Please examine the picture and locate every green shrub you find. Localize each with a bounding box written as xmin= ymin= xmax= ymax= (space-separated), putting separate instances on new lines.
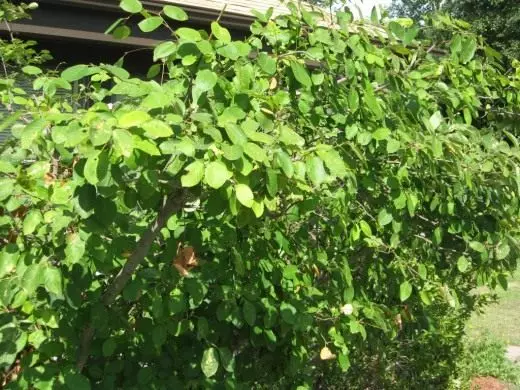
xmin=1 ymin=0 xmax=520 ymax=388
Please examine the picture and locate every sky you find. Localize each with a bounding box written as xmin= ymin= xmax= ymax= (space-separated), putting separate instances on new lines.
xmin=348 ymin=0 xmax=393 ymax=17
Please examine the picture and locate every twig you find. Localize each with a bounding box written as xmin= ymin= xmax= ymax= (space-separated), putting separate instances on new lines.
xmin=207 ymin=4 xmax=228 ymax=40
xmin=76 ymin=189 xmax=186 ymax=371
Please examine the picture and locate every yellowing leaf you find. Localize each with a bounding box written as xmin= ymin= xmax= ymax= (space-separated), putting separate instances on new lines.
xmin=320 ymin=346 xmax=336 ymax=360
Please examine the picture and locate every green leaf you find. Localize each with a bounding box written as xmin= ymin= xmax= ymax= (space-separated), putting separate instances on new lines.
xmin=113 ymin=129 xmax=134 ymax=157
xmin=279 ymin=126 xmax=305 ymax=147
xmin=429 ymin=111 xmax=442 ymax=130
xmin=317 ymin=149 xmax=347 ymax=178
xmin=23 ymin=210 xmax=42 ymax=235
xmin=372 ymin=127 xmax=391 ymax=141
xmin=217 ymin=42 xmax=251 ymax=60
xmin=64 ymin=372 xmax=91 ymax=390
xmin=113 ymin=25 xmax=131 ymax=40
xmin=176 ymin=27 xmax=202 ymax=41
xmin=276 ymin=151 xmax=294 ymax=178
xmin=22 ymin=65 xmax=42 ymax=75
xmin=153 ymin=41 xmax=176 ymax=61
xmin=377 ymin=209 xmax=393 ymax=226
xmin=469 ymin=241 xmax=486 ymax=253
xmin=244 ymin=142 xmax=267 ymax=162
xmin=0 ymin=160 xmax=16 ymax=173
xmin=224 ymin=123 xmax=248 ymax=146
xmin=118 ymin=111 xmax=151 ymax=128
xmin=290 ymin=60 xmax=312 ymax=88
xmin=22 ymin=263 xmax=45 ymax=295
xmin=280 ymin=302 xmax=297 ymax=324
xmin=235 ymin=184 xmax=254 ymax=208
xmin=105 ymin=17 xmax=124 ymax=34
xmin=461 ymin=37 xmax=477 ymax=64
xmin=138 ymin=16 xmax=163 ymax=32
xmin=205 ymin=161 xmax=232 ymax=189
xmin=457 ymin=256 xmax=470 ymax=273
xmin=135 ymin=138 xmax=161 ymax=156
xmin=21 ymin=119 xmax=47 ymax=149
xmin=194 ymin=69 xmax=218 ymax=92
xmin=0 ymin=178 xmax=14 ymax=201
xmin=181 ymin=160 xmax=204 ymax=187
xmin=266 ymin=169 xmax=278 ymax=197
xmin=222 ymin=144 xmax=243 ymax=161
xmin=211 ymin=22 xmax=231 ymax=43
xmin=119 ymin=0 xmax=142 ymax=13
xmin=338 ymin=352 xmax=350 ymax=372
xmin=348 ymin=87 xmax=359 ymax=112
xmin=51 ymin=182 xmax=75 ymax=204
xmin=61 ymin=64 xmax=99 ymax=82
xmin=163 ymin=5 xmax=188 ymax=21
xmin=251 ymin=200 xmax=264 ymax=217
xmin=201 ymin=347 xmax=219 ymax=378
xmin=258 ymin=52 xmax=276 ymax=75
xmin=84 ymin=151 xmax=104 ymax=185
xmin=400 ymin=281 xmax=413 ymax=302
xmin=102 ymin=338 xmax=117 ymax=357
xmin=242 ymin=300 xmax=257 ymax=326
xmin=0 ymin=246 xmax=18 ymax=278
xmin=44 ymin=267 xmax=63 ymax=297
xmin=306 ymin=156 xmax=326 ymax=186
xmin=142 ymin=120 xmax=173 ymax=139
xmin=219 ymin=347 xmax=235 ymax=373
xmin=65 ymin=233 xmax=86 ymax=264
xmin=496 ymin=242 xmax=510 ymax=260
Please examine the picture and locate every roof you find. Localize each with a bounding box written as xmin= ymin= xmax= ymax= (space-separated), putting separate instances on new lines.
xmin=156 ymin=0 xmax=293 ymax=19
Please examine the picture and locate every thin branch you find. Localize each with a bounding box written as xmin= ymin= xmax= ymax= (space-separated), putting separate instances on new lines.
xmin=76 ymin=189 xmax=186 ymax=371
xmin=207 ymin=4 xmax=227 ymax=40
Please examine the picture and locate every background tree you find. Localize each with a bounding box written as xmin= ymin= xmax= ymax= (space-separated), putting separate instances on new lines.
xmin=390 ymin=0 xmax=520 ymax=59
xmin=389 ymin=0 xmax=444 ymax=21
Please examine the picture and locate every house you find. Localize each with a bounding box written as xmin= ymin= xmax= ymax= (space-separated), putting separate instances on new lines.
xmin=0 ymin=0 xmax=303 ymax=142
xmin=0 ymin=0 xmax=297 ymax=73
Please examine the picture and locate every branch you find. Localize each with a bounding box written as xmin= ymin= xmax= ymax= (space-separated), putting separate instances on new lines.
xmin=76 ymin=189 xmax=186 ymax=371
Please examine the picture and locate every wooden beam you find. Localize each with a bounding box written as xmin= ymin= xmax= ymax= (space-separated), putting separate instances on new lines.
xmin=0 ymin=22 xmax=159 ymax=47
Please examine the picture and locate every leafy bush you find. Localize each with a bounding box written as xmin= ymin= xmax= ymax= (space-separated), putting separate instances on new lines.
xmin=1 ymin=0 xmax=520 ymax=388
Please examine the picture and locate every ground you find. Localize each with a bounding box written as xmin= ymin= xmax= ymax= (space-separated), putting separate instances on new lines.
xmin=465 ymin=271 xmax=520 ymax=389
xmin=467 ymin=272 xmax=520 ymax=345
xmin=470 ymin=377 xmax=512 ymax=390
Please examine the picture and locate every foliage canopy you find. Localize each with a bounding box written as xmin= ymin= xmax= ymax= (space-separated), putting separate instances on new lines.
xmin=390 ymin=0 xmax=520 ymax=60
xmin=1 ymin=0 xmax=520 ymax=388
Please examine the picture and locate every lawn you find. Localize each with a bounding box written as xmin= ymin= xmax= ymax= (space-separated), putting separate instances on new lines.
xmin=466 ymin=271 xmax=520 ymax=345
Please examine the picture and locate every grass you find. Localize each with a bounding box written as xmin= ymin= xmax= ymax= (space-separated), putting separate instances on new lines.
xmin=466 ymin=271 xmax=520 ymax=345
xmin=452 ymin=270 xmax=520 ymax=389
xmin=454 ymin=338 xmax=520 ymax=388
